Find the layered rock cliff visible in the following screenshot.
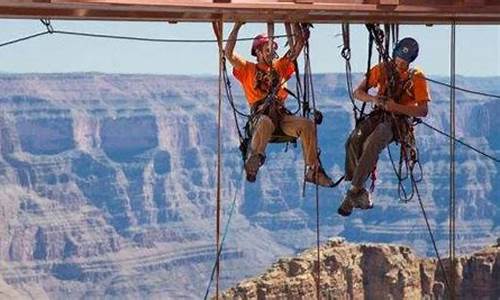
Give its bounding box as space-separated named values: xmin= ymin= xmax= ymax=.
xmin=0 ymin=73 xmax=498 ymax=298
xmin=222 ymin=238 xmax=500 ymax=299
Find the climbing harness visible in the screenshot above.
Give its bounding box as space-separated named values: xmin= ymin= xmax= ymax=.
xmin=342 ymin=23 xmax=452 ymax=292
xmin=222 ymin=23 xmax=322 ymax=166
xmin=219 ymin=23 xmax=328 ymax=300
xmin=344 ymin=23 xmax=423 ymax=200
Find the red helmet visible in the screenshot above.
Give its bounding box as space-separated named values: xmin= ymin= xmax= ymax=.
xmin=251 ymin=34 xmax=278 ymax=57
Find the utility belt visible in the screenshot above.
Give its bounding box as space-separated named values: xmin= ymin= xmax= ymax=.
xmin=244 ymin=95 xmax=296 ymax=146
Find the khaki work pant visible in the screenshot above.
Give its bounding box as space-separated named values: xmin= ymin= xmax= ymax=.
xmin=250 ymin=114 xmax=318 ymax=166
xmin=345 ymin=118 xmax=394 ymax=188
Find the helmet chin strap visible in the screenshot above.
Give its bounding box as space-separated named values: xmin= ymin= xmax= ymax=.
xmin=256 ymin=52 xmax=272 ymax=66
xmin=258 ymin=51 xmax=276 ymax=67
xmin=266 ymin=51 xmax=278 ymax=66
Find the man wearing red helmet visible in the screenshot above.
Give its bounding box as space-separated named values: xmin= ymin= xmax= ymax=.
xmin=338 ymin=37 xmax=431 ymax=216
xmin=225 ymin=22 xmax=333 ymax=186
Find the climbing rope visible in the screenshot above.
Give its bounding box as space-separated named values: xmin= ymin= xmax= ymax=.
xmin=412 ymin=173 xmax=451 ymax=292
xmin=341 ymin=23 xmax=362 ymax=121
xmin=203 ymin=173 xmax=241 ymax=300
xmin=386 ymin=143 xmax=423 ymax=203
xmin=358 ymin=24 xmax=375 ymax=122
xmin=221 ymin=58 xmax=248 ymax=159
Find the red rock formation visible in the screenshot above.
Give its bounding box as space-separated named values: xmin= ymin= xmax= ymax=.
xmin=222 ymin=238 xmax=500 ymax=299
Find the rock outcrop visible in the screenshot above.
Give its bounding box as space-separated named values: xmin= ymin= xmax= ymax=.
xmin=223 ymin=238 xmax=500 ymax=299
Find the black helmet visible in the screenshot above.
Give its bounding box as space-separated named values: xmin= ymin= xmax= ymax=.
xmin=392 ymin=37 xmax=419 ymax=63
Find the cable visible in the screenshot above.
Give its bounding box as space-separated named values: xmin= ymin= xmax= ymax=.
xmin=420 ymin=121 xmax=500 ymax=163
xmin=420 ymin=75 xmax=500 ymax=100
xmin=52 ymin=29 xmax=296 ymax=44
xmin=5 ymin=23 xmax=500 ymax=104
xmin=0 ymin=26 xmax=298 ymax=50
xmin=0 ymin=31 xmax=50 ymax=48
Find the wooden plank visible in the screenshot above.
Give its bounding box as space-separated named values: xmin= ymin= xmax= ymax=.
xmin=284 ymin=23 xmax=295 ymax=48
xmin=379 ymin=0 xmax=399 ymax=5
xmin=294 ymin=0 xmax=314 ymax=4
xmin=463 ymin=0 xmax=485 ymax=6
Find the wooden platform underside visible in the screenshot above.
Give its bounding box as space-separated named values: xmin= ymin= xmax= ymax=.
xmin=1 ymin=0 xmax=500 ymax=24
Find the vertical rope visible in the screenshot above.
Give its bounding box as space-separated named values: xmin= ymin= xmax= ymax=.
xmin=413 ymin=177 xmax=451 ymax=291
xmin=315 ymin=182 xmax=321 ymax=300
xmin=267 ymin=22 xmax=275 ymax=60
xmin=212 ymin=20 xmax=224 ymax=300
xmin=449 ymin=21 xmax=457 ymax=300
xmin=304 ymin=39 xmax=321 ymax=300
xmin=315 ymin=183 xmax=321 ymax=300
xmin=285 ymin=23 xmax=295 ymax=49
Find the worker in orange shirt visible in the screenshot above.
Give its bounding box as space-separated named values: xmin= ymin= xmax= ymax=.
xmin=338 ymin=37 xmax=431 ymax=216
xmin=225 ymin=22 xmax=333 ymax=186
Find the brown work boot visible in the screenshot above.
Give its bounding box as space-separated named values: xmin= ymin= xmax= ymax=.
xmin=352 ymin=188 xmax=373 ymax=210
xmin=305 ymin=165 xmax=334 ymax=187
xmin=245 ymin=153 xmax=265 ymax=182
xmin=337 ymin=187 xmax=373 ymax=217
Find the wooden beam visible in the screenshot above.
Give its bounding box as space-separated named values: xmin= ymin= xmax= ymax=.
xmin=0 ymin=0 xmax=500 ymax=23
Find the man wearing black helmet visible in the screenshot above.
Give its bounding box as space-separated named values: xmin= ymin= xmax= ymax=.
xmin=338 ymin=37 xmax=431 ymax=216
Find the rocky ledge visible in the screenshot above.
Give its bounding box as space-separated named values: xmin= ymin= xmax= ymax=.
xmin=222 ymin=238 xmax=500 ymax=299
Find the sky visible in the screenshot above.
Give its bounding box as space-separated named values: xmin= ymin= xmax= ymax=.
xmin=0 ymin=19 xmax=499 ymax=77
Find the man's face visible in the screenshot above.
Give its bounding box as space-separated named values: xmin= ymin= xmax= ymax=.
xmin=394 ymin=57 xmax=410 ymax=72
xmin=256 ymin=43 xmax=276 ymax=65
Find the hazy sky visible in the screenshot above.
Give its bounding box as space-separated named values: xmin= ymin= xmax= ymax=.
xmin=0 ymin=19 xmax=499 ymax=77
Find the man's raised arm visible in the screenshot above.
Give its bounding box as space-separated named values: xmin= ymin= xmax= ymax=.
xmin=225 ymin=22 xmax=246 ymax=69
